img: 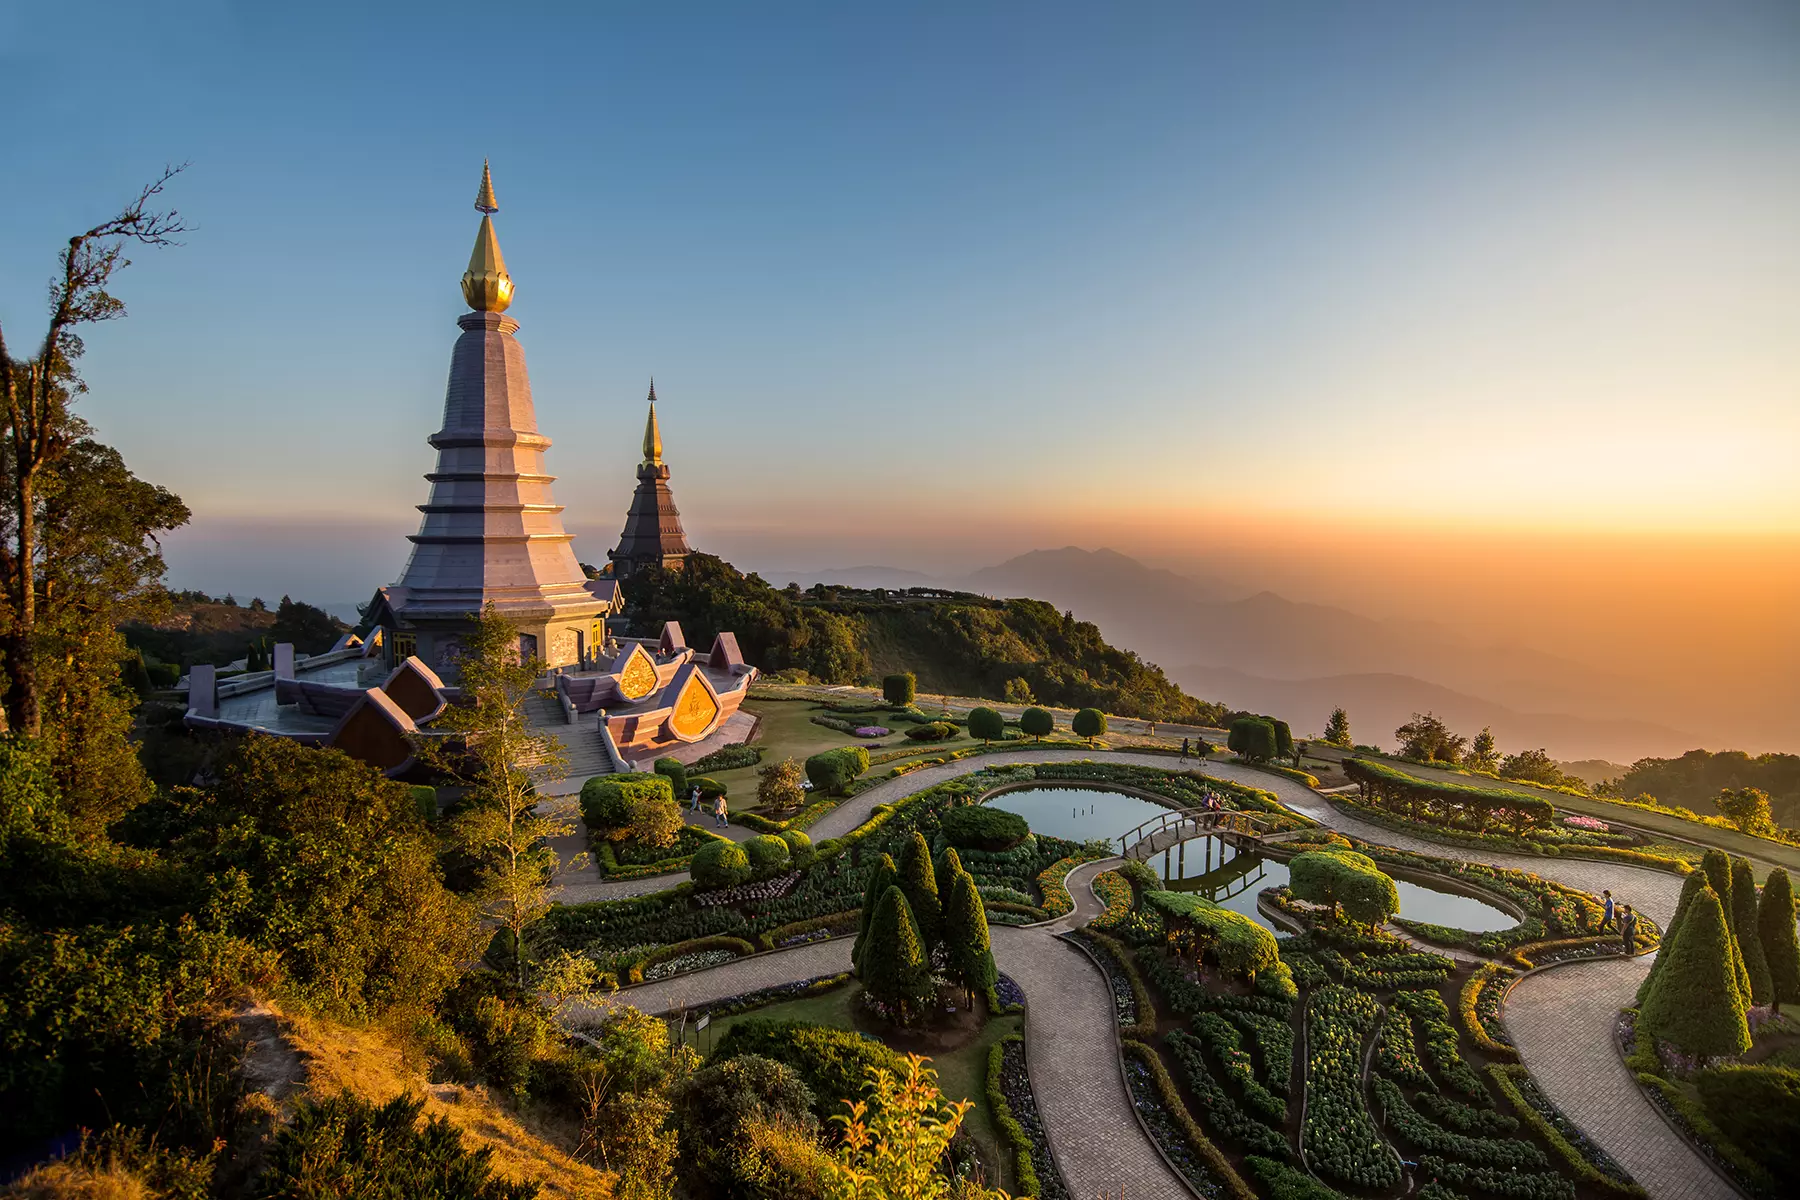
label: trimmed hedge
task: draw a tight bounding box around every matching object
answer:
[757,909,860,951]
[1288,849,1400,926]
[689,742,762,773]
[804,746,869,795]
[1460,963,1519,1060]
[986,1034,1047,1198]
[1121,1039,1258,1200]
[653,756,687,796]
[580,771,675,831]
[1146,890,1279,978]
[941,804,1029,851]
[1345,756,1556,833]
[690,840,752,889]
[1490,1064,1646,1198]
[744,833,792,875]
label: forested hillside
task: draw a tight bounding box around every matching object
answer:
[623,553,1225,723]
[1603,749,1800,827]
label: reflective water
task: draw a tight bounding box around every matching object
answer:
[987,785,1519,935]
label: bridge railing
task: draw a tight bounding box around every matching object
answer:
[1115,806,1283,859]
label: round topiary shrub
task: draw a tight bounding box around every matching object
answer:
[966,707,1006,744]
[580,772,674,832]
[780,829,815,868]
[941,804,1030,851]
[653,756,688,796]
[691,840,752,889]
[1019,706,1055,740]
[746,834,792,875]
[905,722,955,742]
[1072,707,1108,744]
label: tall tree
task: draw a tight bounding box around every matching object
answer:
[0,167,186,737]
[853,853,899,971]
[897,831,942,953]
[1636,870,1708,1006]
[1394,712,1465,764]
[1322,706,1351,749]
[1757,868,1800,1015]
[426,604,574,983]
[1731,856,1774,1005]
[1640,886,1752,1058]
[1465,727,1501,773]
[942,869,996,1008]
[860,886,935,1025]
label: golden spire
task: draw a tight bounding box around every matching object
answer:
[642,380,663,464]
[460,160,513,312]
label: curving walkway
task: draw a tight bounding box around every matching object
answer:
[558,750,1729,1200]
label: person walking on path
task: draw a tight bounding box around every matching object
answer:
[1181,737,1190,761]
[1601,890,1615,932]
[1620,905,1638,954]
[713,793,729,829]
[689,785,702,813]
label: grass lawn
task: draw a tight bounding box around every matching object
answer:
[679,980,1024,1191]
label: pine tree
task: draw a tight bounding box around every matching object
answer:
[1466,727,1501,773]
[1759,868,1800,1015]
[942,870,997,1008]
[1700,849,1752,1001]
[854,853,899,972]
[1637,871,1708,1006]
[1731,856,1773,1006]
[1322,706,1351,748]
[1640,886,1752,1058]
[898,831,942,954]
[861,885,935,1024]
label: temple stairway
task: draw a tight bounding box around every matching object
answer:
[524,691,615,789]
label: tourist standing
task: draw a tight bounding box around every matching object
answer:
[689,785,702,813]
[1601,889,1615,932]
[1620,905,1638,954]
[713,793,729,829]
[1181,737,1190,761]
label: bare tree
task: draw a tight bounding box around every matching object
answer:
[0,165,188,735]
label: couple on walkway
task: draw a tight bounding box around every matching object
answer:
[687,785,729,828]
[1601,889,1640,954]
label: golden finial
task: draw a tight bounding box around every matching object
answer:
[642,381,663,464]
[475,159,499,214]
[461,160,513,312]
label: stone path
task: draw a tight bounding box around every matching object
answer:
[553,748,1726,1200]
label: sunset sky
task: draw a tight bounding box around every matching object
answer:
[3,1,1797,607]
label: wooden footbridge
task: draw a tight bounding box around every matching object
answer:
[1115,807,1311,862]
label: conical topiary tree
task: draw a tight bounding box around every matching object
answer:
[1637,870,1708,1006]
[1731,856,1773,1006]
[854,854,899,972]
[1641,886,1752,1058]
[1700,850,1753,1003]
[937,845,964,883]
[861,884,935,1024]
[1758,867,1800,1015]
[898,831,942,954]
[943,869,997,1008]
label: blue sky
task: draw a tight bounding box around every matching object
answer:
[2,1,1797,602]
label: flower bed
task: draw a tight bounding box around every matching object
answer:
[1088,869,1135,930]
[1320,946,1453,990]
[756,908,860,950]
[993,972,1026,1013]
[1140,948,1293,1021]
[1489,1063,1644,1198]
[1035,850,1111,917]
[1060,929,1153,1038]
[1508,932,1655,970]
[1300,985,1401,1189]
[1375,1008,1434,1088]
[1416,1089,1518,1137]
[1459,962,1518,1059]
[1390,989,1486,1098]
[693,870,802,908]
[626,934,756,984]
[689,741,762,773]
[1414,1154,1574,1200]
[853,725,890,738]
[1168,1028,1289,1141]
[1562,813,1610,832]
[988,1033,1067,1199]
[1120,1039,1256,1200]
[1371,1076,1549,1170]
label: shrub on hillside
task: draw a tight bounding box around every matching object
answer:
[804,746,868,796]
[745,834,792,876]
[671,1053,818,1196]
[905,721,955,742]
[882,672,917,707]
[966,706,1006,745]
[713,1019,910,1126]
[258,1091,538,1200]
[580,772,673,832]
[1019,706,1055,740]
[691,840,753,890]
[940,804,1029,851]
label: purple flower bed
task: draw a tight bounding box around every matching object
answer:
[693,871,801,908]
[999,1038,1070,1200]
[1123,1057,1236,1199]
[854,725,891,738]
[1062,931,1136,1026]
[778,928,838,948]
[994,973,1026,1010]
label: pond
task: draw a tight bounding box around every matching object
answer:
[986,785,1519,936]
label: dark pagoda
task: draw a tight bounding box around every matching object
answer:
[608,382,693,578]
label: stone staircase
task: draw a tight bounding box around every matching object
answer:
[523,691,615,785]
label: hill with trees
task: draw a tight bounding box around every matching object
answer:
[1601,749,1800,828]
[623,553,1225,723]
